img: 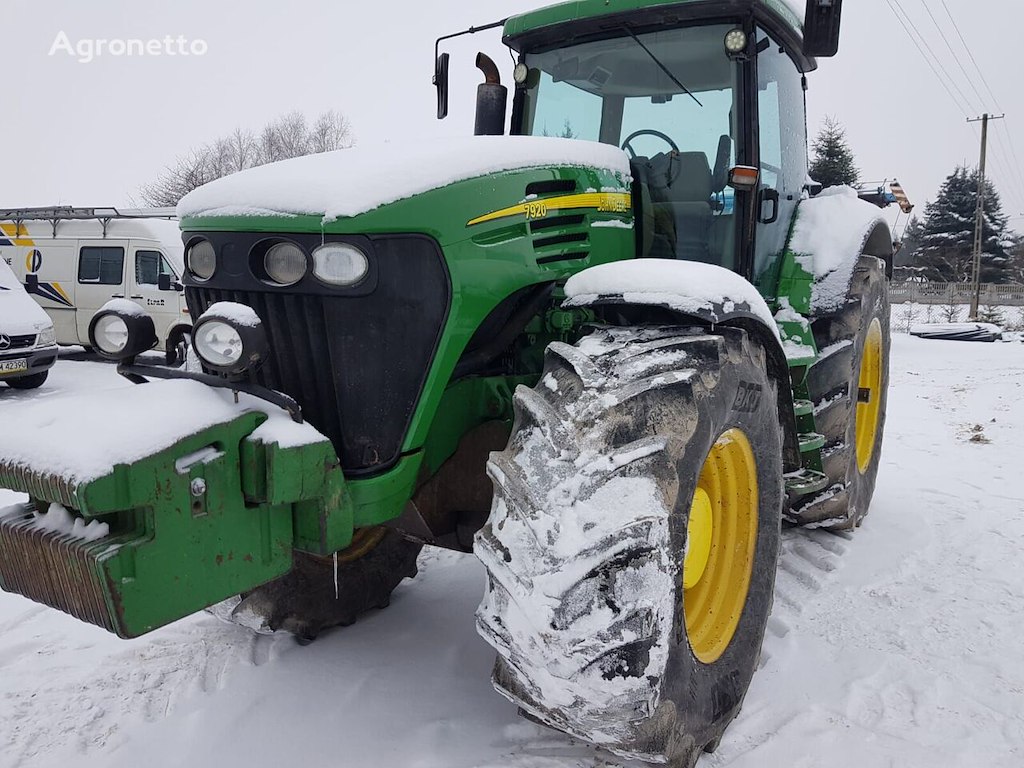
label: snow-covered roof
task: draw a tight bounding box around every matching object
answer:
[177,137,632,224]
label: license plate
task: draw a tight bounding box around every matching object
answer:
[0,359,28,375]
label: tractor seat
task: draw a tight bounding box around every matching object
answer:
[649,152,714,264]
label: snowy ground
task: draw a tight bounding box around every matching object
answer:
[1,335,1023,768]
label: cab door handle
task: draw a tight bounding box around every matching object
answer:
[110,294,124,298]
[130,295,143,299]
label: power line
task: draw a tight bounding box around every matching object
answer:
[940,0,1002,111]
[918,0,985,113]
[888,0,977,114]
[996,121,1024,208]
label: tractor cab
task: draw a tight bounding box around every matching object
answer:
[440,0,842,282]
[505,1,819,282]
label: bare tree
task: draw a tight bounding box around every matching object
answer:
[310,110,352,153]
[140,109,354,207]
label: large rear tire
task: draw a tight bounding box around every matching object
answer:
[788,256,890,529]
[476,325,783,767]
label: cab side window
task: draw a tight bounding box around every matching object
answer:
[79,247,125,285]
[135,250,172,285]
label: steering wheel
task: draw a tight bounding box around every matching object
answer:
[621,129,679,159]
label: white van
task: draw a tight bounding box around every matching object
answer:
[0,257,57,389]
[0,207,191,360]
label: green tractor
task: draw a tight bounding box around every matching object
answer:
[0,0,894,764]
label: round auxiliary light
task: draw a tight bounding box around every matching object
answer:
[93,314,129,355]
[187,239,217,281]
[194,320,244,368]
[264,242,307,286]
[87,301,158,361]
[513,62,530,85]
[724,28,748,55]
[192,302,269,377]
[313,242,369,286]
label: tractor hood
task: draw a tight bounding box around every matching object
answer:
[177,136,632,226]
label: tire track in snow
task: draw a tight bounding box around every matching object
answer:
[0,616,297,766]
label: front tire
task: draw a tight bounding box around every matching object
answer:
[213,528,421,643]
[476,326,783,767]
[4,371,48,389]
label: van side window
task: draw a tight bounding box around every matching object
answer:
[79,247,125,285]
[135,250,173,285]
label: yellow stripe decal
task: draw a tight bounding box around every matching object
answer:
[0,222,35,247]
[467,192,632,227]
[51,282,71,303]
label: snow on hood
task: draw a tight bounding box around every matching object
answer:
[0,259,52,335]
[177,137,632,224]
[563,260,780,338]
[788,186,887,312]
[0,378,326,485]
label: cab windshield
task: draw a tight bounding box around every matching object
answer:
[522,23,739,268]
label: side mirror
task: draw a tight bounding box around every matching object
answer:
[434,52,450,120]
[24,273,38,293]
[158,273,183,292]
[803,0,843,58]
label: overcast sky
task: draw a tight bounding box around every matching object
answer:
[2,0,1021,235]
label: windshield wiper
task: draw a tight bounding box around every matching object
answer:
[623,27,702,108]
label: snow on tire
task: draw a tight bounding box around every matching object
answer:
[475,325,783,767]
[789,256,891,529]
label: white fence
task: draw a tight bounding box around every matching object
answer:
[889,282,1024,307]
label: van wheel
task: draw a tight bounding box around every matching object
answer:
[5,371,48,390]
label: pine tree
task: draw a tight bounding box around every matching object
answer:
[1007,233,1024,283]
[808,116,860,188]
[909,165,1011,283]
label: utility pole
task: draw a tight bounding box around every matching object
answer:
[966,113,1005,320]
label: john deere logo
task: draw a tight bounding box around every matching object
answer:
[0,335,11,351]
[26,249,42,273]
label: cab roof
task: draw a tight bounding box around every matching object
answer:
[504,0,813,71]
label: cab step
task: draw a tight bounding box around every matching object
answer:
[784,468,831,496]
[798,432,825,453]
[793,399,813,417]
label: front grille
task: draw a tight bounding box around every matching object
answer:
[0,334,36,351]
[186,233,450,476]
[191,286,343,450]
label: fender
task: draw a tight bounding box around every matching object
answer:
[781,188,894,317]
[563,260,802,472]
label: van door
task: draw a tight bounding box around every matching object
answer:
[130,244,181,347]
[75,242,127,344]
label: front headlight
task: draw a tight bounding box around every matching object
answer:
[88,300,158,361]
[187,240,217,281]
[35,326,56,348]
[313,243,369,286]
[192,302,269,377]
[264,243,307,286]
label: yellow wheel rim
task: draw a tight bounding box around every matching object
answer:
[855,319,883,474]
[683,428,759,664]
